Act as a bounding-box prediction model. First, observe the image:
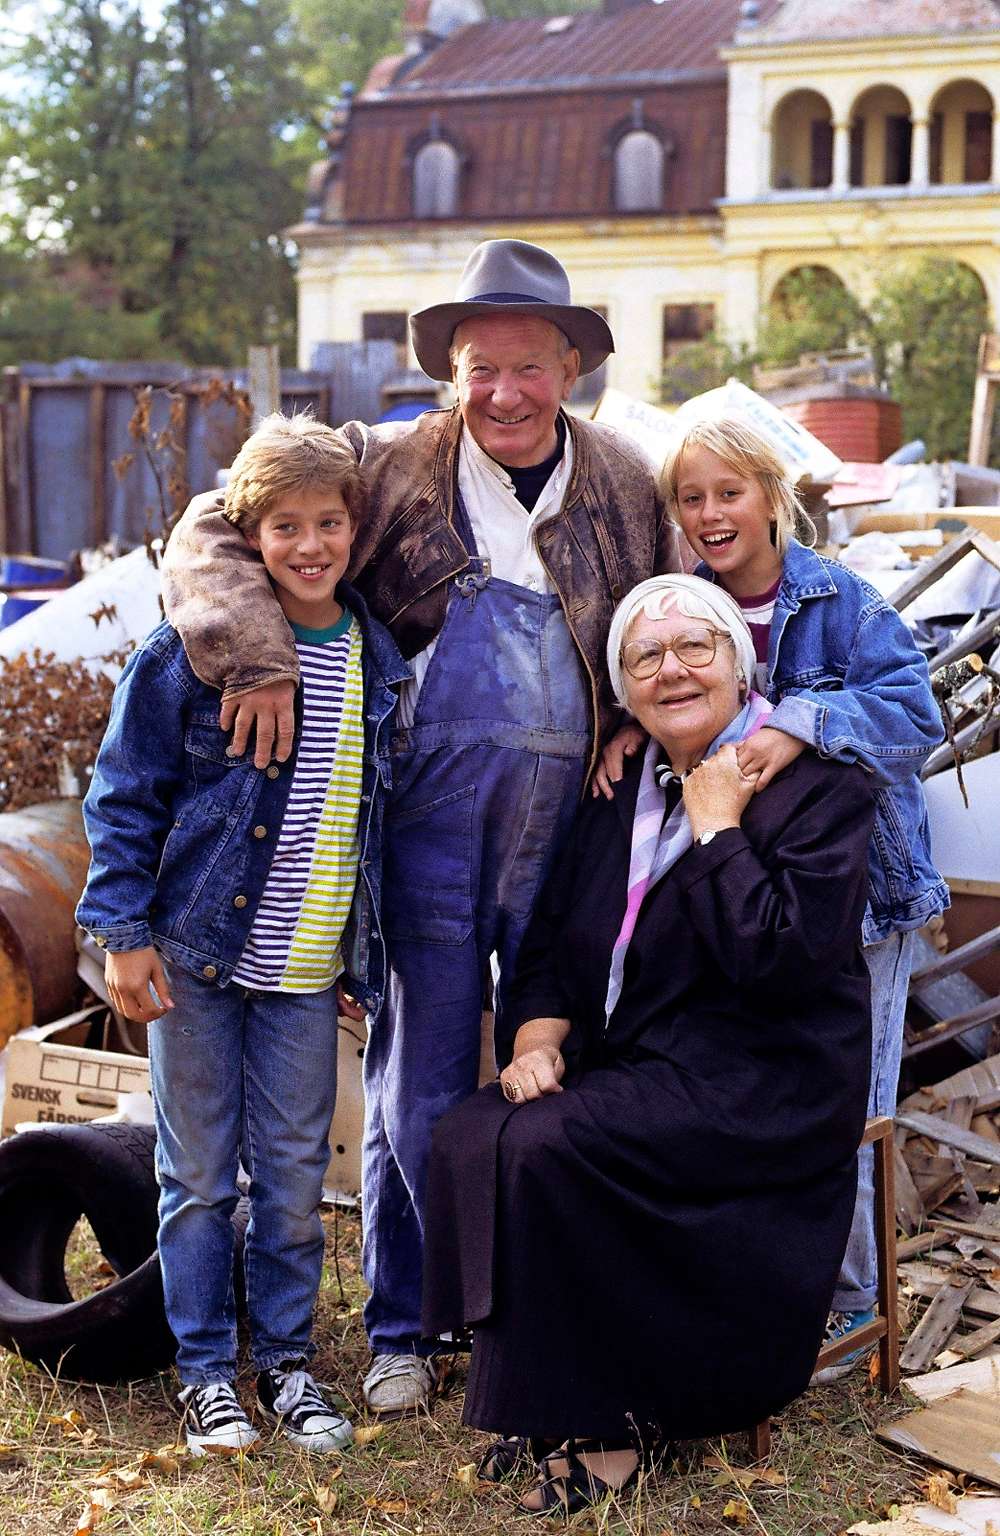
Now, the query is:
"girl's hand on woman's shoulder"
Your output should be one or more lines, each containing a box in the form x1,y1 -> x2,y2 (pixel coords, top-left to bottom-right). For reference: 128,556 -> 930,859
736,726 -> 806,792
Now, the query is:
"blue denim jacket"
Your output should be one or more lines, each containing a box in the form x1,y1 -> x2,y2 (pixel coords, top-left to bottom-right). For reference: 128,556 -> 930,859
698,539 -> 949,944
76,582 -> 410,1013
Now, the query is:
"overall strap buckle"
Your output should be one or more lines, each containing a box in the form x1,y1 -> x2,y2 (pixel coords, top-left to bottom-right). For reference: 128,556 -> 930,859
454,559 -> 492,608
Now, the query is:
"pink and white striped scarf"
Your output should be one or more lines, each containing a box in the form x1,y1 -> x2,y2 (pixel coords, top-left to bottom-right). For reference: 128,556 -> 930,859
603,692 -> 774,1026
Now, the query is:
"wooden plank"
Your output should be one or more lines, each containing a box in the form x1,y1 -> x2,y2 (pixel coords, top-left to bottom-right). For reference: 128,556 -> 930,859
930,1215 -> 1000,1244
891,530 -> 978,612
935,1319 -> 1000,1368
910,925 -> 1000,991
877,1390 -> 1000,1488
970,528 -> 1000,576
896,1111 -> 1000,1169
0,405 -> 7,554
18,377 -> 33,553
903,1276 -> 1000,1321
900,1276 -> 975,1373
930,612 -> 1000,675
903,999 -> 1000,1060
894,1145 -> 925,1236
89,383 -> 107,546
969,350 -> 1000,466
897,1231 -> 950,1262
905,1357 -> 1000,1404
922,1054 -> 1000,1106
939,1097 -> 978,1133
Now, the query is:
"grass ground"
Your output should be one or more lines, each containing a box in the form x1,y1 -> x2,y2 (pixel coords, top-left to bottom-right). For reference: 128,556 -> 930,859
0,1207 -> 930,1536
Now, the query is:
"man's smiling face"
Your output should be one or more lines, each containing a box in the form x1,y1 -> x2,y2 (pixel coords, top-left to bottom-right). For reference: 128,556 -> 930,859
451,314 -> 580,469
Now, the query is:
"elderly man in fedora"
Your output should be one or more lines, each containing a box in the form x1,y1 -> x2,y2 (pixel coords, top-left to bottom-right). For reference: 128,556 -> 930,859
161,239 -> 682,1415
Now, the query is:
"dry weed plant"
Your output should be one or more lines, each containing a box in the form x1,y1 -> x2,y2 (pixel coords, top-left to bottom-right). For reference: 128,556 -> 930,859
0,1208 -> 926,1536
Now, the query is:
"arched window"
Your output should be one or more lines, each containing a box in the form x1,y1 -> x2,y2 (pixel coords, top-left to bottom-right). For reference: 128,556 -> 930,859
412,139 -> 461,219
613,129 -> 664,213
771,90 -> 834,189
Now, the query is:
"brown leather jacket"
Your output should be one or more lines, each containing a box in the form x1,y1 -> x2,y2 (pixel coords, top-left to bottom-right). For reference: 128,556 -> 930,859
161,405 -> 683,774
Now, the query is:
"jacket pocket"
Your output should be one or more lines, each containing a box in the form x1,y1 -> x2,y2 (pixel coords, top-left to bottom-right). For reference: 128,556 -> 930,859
184,716 -> 253,788
382,785 -> 475,945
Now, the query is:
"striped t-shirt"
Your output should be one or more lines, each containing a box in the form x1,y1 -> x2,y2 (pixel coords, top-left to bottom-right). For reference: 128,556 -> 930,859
232,611 -> 365,993
734,578 -> 781,694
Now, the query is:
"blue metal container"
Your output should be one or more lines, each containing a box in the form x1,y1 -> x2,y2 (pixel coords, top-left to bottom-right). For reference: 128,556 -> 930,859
0,554 -> 69,587
0,589 -> 60,629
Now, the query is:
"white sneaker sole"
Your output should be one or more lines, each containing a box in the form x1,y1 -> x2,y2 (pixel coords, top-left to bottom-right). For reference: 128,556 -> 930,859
257,1404 -> 354,1452
186,1429 -> 261,1457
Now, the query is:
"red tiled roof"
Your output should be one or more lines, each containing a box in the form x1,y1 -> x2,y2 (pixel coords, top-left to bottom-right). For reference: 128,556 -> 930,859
368,0 -> 783,97
749,0 -> 1000,43
341,77 -> 728,221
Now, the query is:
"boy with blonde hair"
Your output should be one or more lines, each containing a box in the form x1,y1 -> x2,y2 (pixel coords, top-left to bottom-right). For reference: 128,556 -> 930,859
77,415 -> 408,1453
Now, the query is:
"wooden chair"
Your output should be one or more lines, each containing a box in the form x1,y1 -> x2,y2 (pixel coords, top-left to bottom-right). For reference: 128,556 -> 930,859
748,1116 -> 899,1460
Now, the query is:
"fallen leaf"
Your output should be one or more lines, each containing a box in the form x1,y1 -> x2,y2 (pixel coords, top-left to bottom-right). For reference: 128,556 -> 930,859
73,1486 -> 119,1535
353,1423 -> 386,1447
364,1496 -> 407,1513
923,1472 -> 959,1514
0,1444 -> 26,1472
868,1352 -> 881,1387
454,1462 -> 479,1488
705,1456 -> 785,1492
690,1494 -> 701,1509
722,1498 -> 751,1525
93,1469 -> 143,1492
50,1410 -> 86,1433
138,1449 -> 181,1476
314,1483 -> 339,1514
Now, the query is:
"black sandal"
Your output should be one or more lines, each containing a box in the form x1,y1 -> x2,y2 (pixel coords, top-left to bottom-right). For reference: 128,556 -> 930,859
519,1436 -> 647,1516
477,1435 -> 557,1483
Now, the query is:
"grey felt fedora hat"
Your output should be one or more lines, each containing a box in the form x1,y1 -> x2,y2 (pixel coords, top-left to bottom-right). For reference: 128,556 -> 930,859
409,239 -> 614,381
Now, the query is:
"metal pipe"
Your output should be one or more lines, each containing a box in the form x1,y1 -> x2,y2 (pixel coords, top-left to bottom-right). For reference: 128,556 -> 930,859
0,800 -> 91,1045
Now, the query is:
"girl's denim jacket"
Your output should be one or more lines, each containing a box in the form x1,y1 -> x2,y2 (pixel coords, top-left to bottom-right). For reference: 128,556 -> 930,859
699,539 -> 949,945
76,582 -> 410,1014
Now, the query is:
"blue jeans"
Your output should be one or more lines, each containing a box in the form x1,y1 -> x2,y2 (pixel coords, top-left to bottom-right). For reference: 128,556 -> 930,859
148,962 -> 338,1384
831,929 -> 915,1313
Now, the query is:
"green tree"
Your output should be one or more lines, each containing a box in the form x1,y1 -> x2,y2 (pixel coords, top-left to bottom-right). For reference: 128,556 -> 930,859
757,266 -> 869,366
871,256 -> 989,461
659,335 -> 757,405
0,0 -> 314,365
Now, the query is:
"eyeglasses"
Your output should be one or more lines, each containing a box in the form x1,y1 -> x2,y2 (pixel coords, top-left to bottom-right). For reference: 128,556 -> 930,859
621,627 -> 732,680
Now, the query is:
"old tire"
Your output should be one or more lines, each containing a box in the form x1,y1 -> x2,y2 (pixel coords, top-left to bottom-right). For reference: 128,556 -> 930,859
0,1123 -> 247,1383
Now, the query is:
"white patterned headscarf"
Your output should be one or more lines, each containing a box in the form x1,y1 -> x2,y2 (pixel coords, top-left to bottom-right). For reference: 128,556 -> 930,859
606,574 -> 756,711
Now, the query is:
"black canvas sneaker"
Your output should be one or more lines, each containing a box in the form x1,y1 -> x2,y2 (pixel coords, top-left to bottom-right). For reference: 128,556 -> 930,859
256,1361 -> 353,1452
178,1381 -> 261,1456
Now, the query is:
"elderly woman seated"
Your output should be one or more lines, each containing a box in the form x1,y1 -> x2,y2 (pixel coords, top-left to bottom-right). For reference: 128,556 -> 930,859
421,574 -> 876,1516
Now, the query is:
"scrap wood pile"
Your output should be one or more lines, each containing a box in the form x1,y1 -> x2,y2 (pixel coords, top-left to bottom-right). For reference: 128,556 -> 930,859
894,1051 -> 1000,1380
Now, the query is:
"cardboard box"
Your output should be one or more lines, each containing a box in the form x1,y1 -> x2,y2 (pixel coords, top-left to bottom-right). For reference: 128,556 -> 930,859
2,1011 -> 150,1136
2,1008 -> 368,1200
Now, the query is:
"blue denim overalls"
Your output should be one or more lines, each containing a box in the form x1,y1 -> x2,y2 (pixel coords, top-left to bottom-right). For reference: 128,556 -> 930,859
362,490 -> 590,1353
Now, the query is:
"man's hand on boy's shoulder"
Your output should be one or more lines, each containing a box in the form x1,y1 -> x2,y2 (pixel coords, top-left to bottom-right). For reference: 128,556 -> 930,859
105,946 -> 174,1024
220,681 -> 296,769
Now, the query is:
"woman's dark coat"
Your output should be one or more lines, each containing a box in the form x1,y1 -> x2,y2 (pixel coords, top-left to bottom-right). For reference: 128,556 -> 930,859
422,751 -> 876,1441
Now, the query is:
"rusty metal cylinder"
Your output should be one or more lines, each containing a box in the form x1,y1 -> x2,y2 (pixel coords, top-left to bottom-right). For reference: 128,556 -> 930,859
0,800 -> 92,1046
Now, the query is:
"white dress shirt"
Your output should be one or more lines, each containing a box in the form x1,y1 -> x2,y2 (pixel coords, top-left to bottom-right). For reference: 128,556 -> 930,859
395,424 -> 574,728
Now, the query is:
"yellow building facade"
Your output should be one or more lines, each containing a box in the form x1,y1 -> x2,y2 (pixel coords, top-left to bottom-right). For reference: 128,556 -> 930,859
294,1 -> 1000,405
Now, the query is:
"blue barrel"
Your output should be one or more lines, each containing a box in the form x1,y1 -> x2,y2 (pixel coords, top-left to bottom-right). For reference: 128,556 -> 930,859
0,554 -> 69,587
0,589 -> 61,629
